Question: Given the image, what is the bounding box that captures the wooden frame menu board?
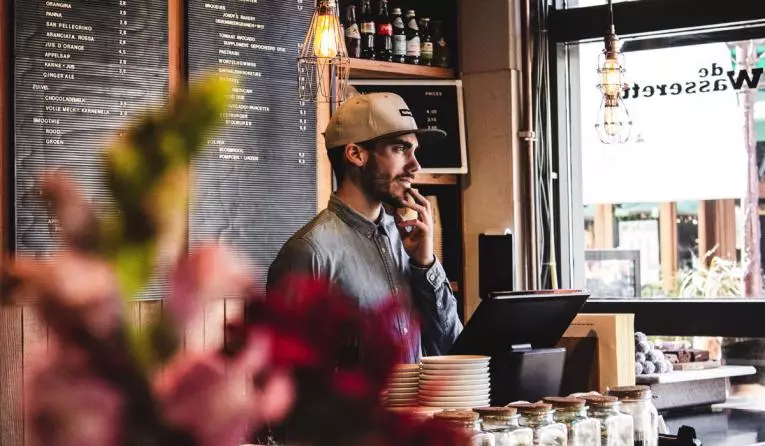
[350,79,468,174]
[12,0,169,291]
[186,0,317,292]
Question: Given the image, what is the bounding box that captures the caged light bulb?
[313,12,339,58]
[595,95,632,144]
[598,55,626,97]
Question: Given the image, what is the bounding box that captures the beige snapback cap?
[324,92,446,149]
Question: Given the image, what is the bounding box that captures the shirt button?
[437,301,443,309]
[381,248,387,254]
[428,273,436,281]
[403,327,409,334]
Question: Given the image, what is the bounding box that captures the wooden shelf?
[413,173,458,186]
[349,58,455,80]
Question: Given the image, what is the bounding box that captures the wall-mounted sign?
[350,80,468,174]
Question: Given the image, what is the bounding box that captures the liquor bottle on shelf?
[374,0,393,62]
[431,20,451,68]
[391,7,406,63]
[419,17,434,66]
[360,0,376,60]
[345,5,361,58]
[404,9,420,65]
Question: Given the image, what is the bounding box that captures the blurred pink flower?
[167,245,253,329]
[10,252,123,341]
[26,343,124,446]
[155,329,294,446]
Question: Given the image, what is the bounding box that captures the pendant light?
[297,0,350,103]
[595,0,632,144]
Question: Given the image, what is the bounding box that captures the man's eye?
[395,146,407,152]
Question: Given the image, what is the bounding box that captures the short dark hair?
[327,141,377,185]
[327,146,347,185]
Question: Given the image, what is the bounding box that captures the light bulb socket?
[317,0,336,14]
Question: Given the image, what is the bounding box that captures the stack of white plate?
[418,355,491,409]
[382,364,420,407]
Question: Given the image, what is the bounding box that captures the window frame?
[551,0,765,337]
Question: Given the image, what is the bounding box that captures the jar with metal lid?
[514,403,568,446]
[606,386,658,446]
[474,407,534,446]
[434,410,496,446]
[581,395,634,446]
[543,397,601,446]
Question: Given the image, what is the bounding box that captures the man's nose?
[407,153,421,173]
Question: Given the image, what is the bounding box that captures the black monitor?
[449,289,591,356]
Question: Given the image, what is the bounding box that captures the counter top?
[664,406,765,446]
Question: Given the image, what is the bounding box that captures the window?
[556,0,643,8]
[565,30,765,299]
[553,1,765,402]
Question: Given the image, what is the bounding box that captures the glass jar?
[607,386,658,446]
[474,407,535,446]
[582,395,634,446]
[434,410,496,446]
[543,397,601,446]
[515,403,568,446]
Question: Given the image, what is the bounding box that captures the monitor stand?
[490,344,567,406]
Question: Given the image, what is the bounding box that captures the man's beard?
[360,158,409,208]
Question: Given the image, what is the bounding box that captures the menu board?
[187,0,317,290]
[14,0,169,256]
[350,80,467,174]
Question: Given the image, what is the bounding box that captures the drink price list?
[351,81,467,173]
[187,0,317,289]
[14,0,169,256]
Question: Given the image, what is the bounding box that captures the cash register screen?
[449,290,590,356]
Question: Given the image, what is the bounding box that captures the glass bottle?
[582,395,634,446]
[391,7,406,63]
[344,5,361,58]
[430,20,451,68]
[544,397,601,446]
[404,10,420,65]
[434,410,496,446]
[419,17,433,66]
[475,407,534,446]
[515,403,568,446]
[374,0,393,62]
[607,386,659,446]
[359,0,375,60]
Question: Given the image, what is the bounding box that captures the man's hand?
[395,188,435,268]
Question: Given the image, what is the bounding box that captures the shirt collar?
[328,194,394,238]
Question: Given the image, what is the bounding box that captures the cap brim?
[365,128,447,145]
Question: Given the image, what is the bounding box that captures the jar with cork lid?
[433,409,496,446]
[474,407,534,446]
[543,397,600,446]
[606,386,658,446]
[510,402,567,446]
[580,395,634,446]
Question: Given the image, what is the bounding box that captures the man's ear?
[345,143,369,168]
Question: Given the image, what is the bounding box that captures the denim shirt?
[266,194,463,363]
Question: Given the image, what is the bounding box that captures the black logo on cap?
[399,109,413,117]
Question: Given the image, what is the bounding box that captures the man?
[266,92,462,363]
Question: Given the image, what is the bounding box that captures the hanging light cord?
[608,0,614,29]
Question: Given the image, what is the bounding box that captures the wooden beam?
[698,199,737,262]
[349,58,456,80]
[660,202,678,294]
[168,0,183,98]
[316,65,332,212]
[593,204,614,249]
[414,173,458,186]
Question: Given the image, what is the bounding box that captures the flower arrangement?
[0,78,468,446]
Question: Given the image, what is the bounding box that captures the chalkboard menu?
[14,0,169,255]
[187,0,317,290]
[350,80,467,174]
